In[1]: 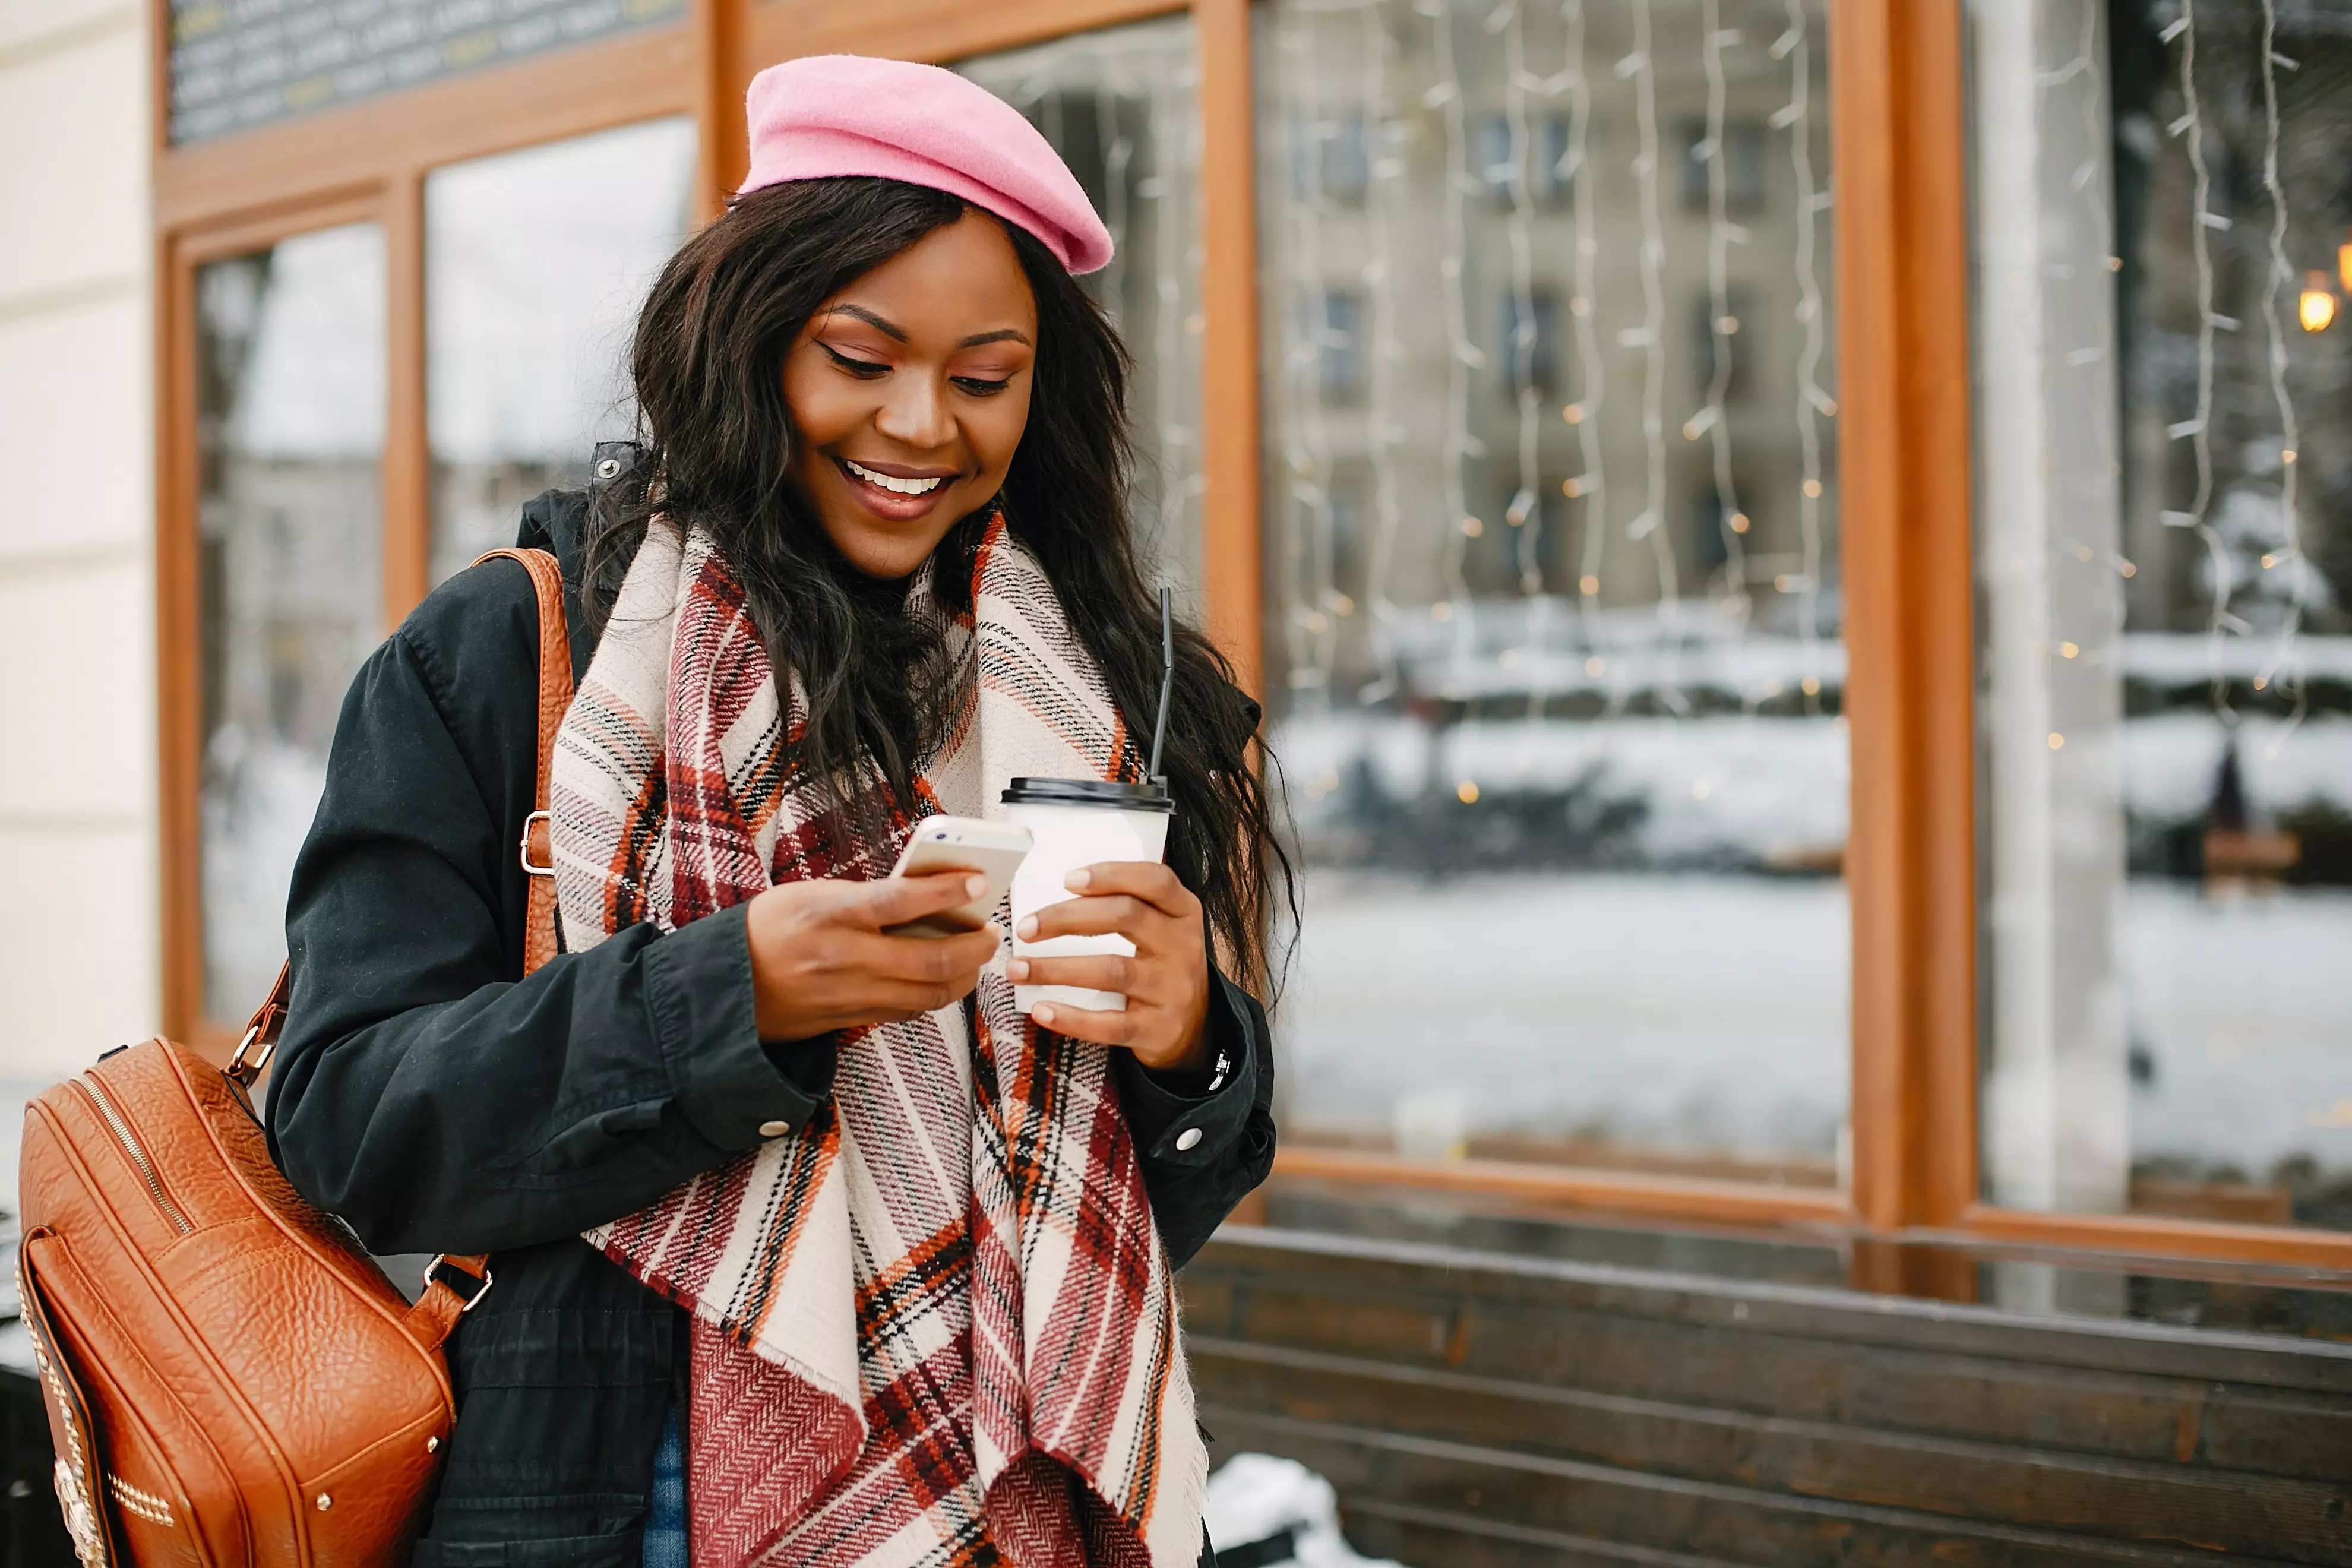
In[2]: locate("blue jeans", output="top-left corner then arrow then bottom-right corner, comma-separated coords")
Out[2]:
638,1404 -> 1218,1567
641,1403 -> 687,1568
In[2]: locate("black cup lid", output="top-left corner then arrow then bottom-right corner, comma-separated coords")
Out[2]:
1001,776 -> 1174,811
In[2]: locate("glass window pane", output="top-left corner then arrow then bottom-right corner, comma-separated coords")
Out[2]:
427,117 -> 697,584
1260,1 -> 1847,1183
197,222 -> 386,1021
956,16 -> 1205,597
1970,1 -> 2352,1230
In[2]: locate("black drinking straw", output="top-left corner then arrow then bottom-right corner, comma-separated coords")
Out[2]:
1147,586 -> 1174,783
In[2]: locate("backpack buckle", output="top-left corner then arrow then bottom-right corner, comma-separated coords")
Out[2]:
519,810 -> 555,878
426,1256 -> 494,1314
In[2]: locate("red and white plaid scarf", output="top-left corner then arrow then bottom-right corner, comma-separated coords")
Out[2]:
546,515 -> 1205,1567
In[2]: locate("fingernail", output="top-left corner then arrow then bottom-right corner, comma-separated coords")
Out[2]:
1065,868 -> 1092,891
1017,916 -> 1038,940
965,874 -> 987,899
1007,959 -> 1029,981
1034,1004 -> 1056,1025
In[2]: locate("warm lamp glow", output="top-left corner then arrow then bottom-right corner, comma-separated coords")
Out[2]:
2340,239 -> 2352,295
2302,272 -> 2338,333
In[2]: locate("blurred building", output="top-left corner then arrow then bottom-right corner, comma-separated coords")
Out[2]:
5,0 -> 2352,1560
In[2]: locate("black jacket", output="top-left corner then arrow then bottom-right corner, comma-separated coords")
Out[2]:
267,470 -> 1276,1564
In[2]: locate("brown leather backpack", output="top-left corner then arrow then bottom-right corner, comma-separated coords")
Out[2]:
16,548 -> 573,1565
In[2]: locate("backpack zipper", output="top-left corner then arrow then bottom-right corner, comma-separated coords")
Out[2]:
71,1076 -> 194,1237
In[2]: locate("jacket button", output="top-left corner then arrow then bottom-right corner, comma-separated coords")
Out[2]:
317,1493 -> 332,1511
426,1436 -> 439,1454
1174,1127 -> 1202,1152
759,1120 -> 792,1138
595,456 -> 622,479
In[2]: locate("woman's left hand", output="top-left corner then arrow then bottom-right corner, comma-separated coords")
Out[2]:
1009,862 -> 1210,1074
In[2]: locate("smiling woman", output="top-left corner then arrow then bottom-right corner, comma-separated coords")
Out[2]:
260,54 -> 1282,1567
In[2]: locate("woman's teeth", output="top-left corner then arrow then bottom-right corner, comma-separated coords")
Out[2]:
845,460 -> 944,496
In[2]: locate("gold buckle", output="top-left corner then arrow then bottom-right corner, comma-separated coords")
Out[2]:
519,810 -> 555,878
227,1021 -> 276,1085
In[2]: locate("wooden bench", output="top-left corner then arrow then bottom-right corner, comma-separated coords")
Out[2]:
1183,1226 -> 2352,1567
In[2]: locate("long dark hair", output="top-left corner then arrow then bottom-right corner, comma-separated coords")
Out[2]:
587,176 -> 1289,988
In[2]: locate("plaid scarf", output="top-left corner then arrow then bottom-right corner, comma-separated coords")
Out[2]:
546,515 -> 1205,1567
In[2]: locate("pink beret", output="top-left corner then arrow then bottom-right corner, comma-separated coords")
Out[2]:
738,55 -> 1114,276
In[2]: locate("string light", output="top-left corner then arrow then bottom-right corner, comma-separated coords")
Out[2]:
973,26 -> 1201,592
1696,0 -> 1751,626
2157,3 -> 2232,717
1497,0 -> 1550,732
1772,1 -> 1830,712
2042,0 -> 2122,692
2301,277 -> 2338,334
1276,10 -> 1340,703
1624,2 -> 1675,604
1618,0 -> 1687,717
1094,76 -> 1132,353
1425,0 -> 1480,659
1360,0 -> 1408,703
1148,54 -> 1204,584
1263,0 -> 1845,778
2256,0 -> 2307,735
1562,0 -> 1610,647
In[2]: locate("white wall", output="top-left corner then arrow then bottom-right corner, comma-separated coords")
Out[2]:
0,0 -> 159,1148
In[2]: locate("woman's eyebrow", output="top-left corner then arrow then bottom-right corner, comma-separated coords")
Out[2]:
820,308 -> 1029,350
822,304 -> 907,342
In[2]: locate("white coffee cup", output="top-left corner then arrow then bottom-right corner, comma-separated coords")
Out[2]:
1003,776 -> 1174,1015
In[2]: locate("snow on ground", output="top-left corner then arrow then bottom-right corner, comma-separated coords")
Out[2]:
2119,713 -> 2352,823
1281,711 -> 2352,869
2122,882 -> 2352,1176
1279,712 -> 1852,863
2122,631 -> 2352,688
1279,872 -> 1851,1162
1206,1453 -> 1404,1568
1278,868 -> 2352,1184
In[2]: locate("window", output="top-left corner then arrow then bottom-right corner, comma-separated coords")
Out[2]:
1691,284 -> 1755,402
1261,0 -> 1844,1187
147,0 -> 2352,1271
1500,287 -> 1560,399
1317,290 -> 1365,403
956,15 -> 1206,597
194,223 -> 386,1021
426,118 -> 697,583
1477,113 -> 1573,206
1680,118 -> 1766,214
1970,0 -> 2352,1230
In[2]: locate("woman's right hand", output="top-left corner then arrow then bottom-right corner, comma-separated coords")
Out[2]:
744,872 -> 1003,1040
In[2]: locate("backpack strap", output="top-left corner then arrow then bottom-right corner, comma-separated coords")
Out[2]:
393,550 -> 574,1339
235,548 -> 576,1336
229,546 -> 576,1083
473,546 -> 576,978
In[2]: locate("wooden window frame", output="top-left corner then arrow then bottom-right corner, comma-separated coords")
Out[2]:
147,0 -> 2352,1275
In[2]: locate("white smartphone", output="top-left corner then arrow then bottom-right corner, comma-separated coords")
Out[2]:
884,816 -> 1035,937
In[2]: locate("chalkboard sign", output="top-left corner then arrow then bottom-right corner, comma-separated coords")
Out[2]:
169,0 -> 686,146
